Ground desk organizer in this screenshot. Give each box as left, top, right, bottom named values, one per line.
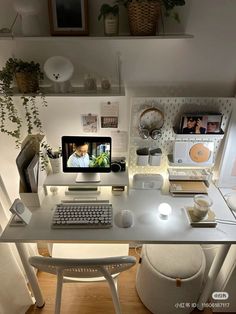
left=132, top=174, right=163, bottom=189
left=18, top=134, right=47, bottom=207
left=129, top=97, right=234, bottom=175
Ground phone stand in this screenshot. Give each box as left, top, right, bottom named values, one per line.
left=9, top=214, right=27, bottom=227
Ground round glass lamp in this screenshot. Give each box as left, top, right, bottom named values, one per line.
left=158, top=203, right=172, bottom=220
left=44, top=56, right=74, bottom=93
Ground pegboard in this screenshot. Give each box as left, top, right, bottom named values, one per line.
left=129, top=97, right=235, bottom=175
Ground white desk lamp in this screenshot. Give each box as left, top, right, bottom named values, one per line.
left=13, top=0, right=41, bottom=36
left=44, top=56, right=74, bottom=93
left=158, top=203, right=172, bottom=220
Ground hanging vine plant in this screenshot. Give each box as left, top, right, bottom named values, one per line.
left=0, top=58, right=47, bottom=147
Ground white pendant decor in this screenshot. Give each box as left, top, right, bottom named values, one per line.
left=44, top=56, right=74, bottom=93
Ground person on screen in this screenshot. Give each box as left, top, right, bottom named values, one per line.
left=183, top=117, right=206, bottom=134
left=67, top=142, right=90, bottom=167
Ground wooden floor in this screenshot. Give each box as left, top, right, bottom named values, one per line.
left=26, top=248, right=218, bottom=314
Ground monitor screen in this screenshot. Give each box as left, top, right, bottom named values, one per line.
left=62, top=136, right=111, bottom=173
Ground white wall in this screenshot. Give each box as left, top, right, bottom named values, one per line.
left=1, top=0, right=236, bottom=95
left=1, top=0, right=236, bottom=199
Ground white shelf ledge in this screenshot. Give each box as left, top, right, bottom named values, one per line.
left=8, top=86, right=125, bottom=97
left=0, top=34, right=194, bottom=41
left=173, top=129, right=224, bottom=140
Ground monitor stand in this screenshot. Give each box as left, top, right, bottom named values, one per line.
left=75, top=173, right=101, bottom=183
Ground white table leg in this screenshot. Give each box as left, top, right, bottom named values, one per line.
left=15, top=243, right=45, bottom=308
left=197, top=244, right=231, bottom=310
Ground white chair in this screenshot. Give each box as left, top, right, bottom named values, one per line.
left=29, top=255, right=136, bottom=314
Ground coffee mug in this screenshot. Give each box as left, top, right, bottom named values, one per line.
left=193, top=194, right=213, bottom=220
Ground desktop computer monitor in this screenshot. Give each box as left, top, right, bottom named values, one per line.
left=62, top=136, right=111, bottom=182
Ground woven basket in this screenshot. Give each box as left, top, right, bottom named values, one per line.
left=15, top=72, right=39, bottom=93
left=127, top=0, right=161, bottom=36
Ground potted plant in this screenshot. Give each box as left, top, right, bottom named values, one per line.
left=89, top=152, right=110, bottom=168
left=116, top=0, right=185, bottom=35
left=0, top=58, right=47, bottom=147
left=98, top=3, right=119, bottom=36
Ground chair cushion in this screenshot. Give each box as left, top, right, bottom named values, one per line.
left=144, top=244, right=204, bottom=279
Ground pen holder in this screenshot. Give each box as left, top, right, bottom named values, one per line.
left=149, top=148, right=162, bottom=166
left=136, top=147, right=149, bottom=166
left=49, top=157, right=62, bottom=174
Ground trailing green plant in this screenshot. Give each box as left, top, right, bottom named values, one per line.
left=98, top=3, right=119, bottom=21
left=116, top=0, right=185, bottom=22
left=0, top=58, right=47, bottom=147
left=89, top=152, right=110, bottom=168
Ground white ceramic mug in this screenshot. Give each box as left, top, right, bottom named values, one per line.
left=193, top=194, right=213, bottom=220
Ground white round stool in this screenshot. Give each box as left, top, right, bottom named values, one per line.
left=136, top=244, right=206, bottom=314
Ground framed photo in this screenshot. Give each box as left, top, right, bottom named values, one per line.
left=101, top=117, right=118, bottom=128
left=81, top=114, right=98, bottom=133
left=48, top=0, right=88, bottom=35
left=180, top=114, right=222, bottom=134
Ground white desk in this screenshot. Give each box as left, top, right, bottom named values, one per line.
left=1, top=184, right=235, bottom=309
left=1, top=184, right=236, bottom=243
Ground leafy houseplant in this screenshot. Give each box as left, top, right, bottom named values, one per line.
left=116, top=0, right=186, bottom=35
left=0, top=58, right=47, bottom=147
left=98, top=4, right=119, bottom=36
left=89, top=152, right=110, bottom=168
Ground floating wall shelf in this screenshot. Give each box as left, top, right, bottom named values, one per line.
left=0, top=34, right=194, bottom=41
left=5, top=86, right=125, bottom=97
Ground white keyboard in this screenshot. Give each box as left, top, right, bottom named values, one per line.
left=52, top=202, right=113, bottom=229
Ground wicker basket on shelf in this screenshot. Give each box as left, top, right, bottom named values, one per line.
left=127, top=0, right=161, bottom=36
left=15, top=72, right=39, bottom=93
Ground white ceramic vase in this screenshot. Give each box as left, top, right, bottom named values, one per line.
left=13, top=0, right=41, bottom=36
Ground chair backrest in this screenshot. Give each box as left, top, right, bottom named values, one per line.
left=29, top=255, right=136, bottom=278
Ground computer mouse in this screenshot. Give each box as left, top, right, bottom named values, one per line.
left=225, top=194, right=236, bottom=212
left=118, top=210, right=134, bottom=228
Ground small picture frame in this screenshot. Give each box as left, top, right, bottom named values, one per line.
left=48, top=0, right=89, bottom=36
left=180, top=114, right=222, bottom=134
left=101, top=117, right=118, bottom=128
left=81, top=114, right=98, bottom=133
left=206, top=115, right=222, bottom=134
